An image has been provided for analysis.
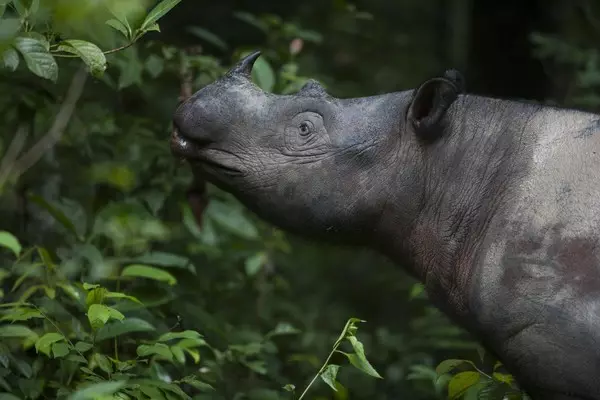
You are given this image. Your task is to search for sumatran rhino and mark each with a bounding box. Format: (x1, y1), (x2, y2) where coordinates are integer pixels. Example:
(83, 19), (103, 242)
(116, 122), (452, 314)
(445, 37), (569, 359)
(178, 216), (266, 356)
(170, 51), (600, 400)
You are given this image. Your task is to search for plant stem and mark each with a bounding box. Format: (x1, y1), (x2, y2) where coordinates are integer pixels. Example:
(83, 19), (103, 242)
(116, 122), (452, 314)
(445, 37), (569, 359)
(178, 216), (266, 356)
(297, 340), (342, 400)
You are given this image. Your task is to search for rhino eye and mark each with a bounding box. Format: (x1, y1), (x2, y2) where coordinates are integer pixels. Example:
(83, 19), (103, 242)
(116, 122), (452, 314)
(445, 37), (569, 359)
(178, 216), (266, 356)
(299, 121), (314, 136)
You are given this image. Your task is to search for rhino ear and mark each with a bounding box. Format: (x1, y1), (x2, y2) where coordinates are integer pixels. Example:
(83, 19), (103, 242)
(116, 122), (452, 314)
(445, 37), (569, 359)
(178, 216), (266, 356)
(298, 79), (328, 97)
(406, 69), (465, 141)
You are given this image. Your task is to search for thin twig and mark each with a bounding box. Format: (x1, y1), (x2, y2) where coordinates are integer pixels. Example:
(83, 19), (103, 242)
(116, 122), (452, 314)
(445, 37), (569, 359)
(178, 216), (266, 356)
(11, 66), (88, 181)
(0, 124), (29, 191)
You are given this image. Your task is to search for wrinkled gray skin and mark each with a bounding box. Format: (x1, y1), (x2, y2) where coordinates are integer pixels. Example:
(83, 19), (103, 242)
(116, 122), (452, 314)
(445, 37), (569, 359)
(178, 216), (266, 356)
(171, 51), (600, 400)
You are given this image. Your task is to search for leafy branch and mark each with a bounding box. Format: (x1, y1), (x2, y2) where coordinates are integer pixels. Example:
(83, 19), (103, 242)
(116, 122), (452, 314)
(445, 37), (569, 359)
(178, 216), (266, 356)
(293, 318), (382, 399)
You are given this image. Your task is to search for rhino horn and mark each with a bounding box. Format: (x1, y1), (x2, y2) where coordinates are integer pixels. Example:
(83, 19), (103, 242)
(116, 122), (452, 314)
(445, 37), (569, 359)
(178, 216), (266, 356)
(227, 50), (261, 80)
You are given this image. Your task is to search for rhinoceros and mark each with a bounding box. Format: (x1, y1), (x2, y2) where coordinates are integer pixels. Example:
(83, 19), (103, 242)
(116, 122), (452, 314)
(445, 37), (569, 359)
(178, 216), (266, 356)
(170, 51), (600, 400)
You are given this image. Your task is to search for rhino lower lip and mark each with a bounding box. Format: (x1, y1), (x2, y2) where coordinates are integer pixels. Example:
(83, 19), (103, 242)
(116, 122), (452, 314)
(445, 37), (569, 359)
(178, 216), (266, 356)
(171, 128), (242, 174)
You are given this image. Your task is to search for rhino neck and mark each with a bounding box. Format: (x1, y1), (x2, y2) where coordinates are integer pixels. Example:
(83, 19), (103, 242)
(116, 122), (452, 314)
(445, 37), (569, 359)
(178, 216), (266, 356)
(372, 94), (544, 318)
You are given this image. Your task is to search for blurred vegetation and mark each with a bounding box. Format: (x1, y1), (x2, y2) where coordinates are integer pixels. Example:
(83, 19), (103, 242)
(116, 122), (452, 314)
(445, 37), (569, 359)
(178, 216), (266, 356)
(0, 0), (597, 399)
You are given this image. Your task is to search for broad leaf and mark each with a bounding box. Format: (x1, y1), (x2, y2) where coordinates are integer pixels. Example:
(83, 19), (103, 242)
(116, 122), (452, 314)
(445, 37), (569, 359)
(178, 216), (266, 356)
(95, 318), (155, 342)
(139, 0), (182, 32)
(35, 332), (65, 356)
(435, 359), (475, 375)
(57, 39), (106, 77)
(320, 364), (340, 391)
(13, 36), (57, 81)
(0, 324), (37, 340)
(448, 371), (481, 400)
(68, 380), (127, 400)
(158, 330), (203, 342)
(87, 304), (124, 330)
(52, 342), (70, 358)
(105, 19), (130, 39)
(121, 264), (176, 285)
(345, 336), (382, 378)
(136, 343), (173, 361)
(0, 231), (21, 257)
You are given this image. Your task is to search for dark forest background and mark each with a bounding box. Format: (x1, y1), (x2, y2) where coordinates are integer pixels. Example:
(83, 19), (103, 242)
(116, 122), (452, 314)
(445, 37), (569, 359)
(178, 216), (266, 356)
(1, 1), (599, 399)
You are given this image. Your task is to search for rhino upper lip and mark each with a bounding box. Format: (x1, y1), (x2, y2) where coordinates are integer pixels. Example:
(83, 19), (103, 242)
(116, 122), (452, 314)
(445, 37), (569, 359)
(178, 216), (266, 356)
(170, 128), (242, 174)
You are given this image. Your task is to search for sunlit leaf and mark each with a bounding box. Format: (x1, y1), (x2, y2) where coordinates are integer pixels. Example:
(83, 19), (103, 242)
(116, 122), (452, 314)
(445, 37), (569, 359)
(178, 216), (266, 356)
(139, 0), (182, 33)
(57, 39), (107, 77)
(121, 264), (176, 285)
(13, 36), (57, 81)
(0, 231), (21, 257)
(35, 332), (65, 356)
(448, 371), (481, 400)
(87, 304), (124, 330)
(68, 380), (127, 400)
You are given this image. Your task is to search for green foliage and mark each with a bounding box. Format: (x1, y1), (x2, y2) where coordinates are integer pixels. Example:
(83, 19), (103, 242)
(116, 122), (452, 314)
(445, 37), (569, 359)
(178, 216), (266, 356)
(0, 0), (563, 399)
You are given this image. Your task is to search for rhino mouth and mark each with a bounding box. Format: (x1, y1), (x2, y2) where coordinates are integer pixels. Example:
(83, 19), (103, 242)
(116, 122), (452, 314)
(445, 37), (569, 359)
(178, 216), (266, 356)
(170, 128), (242, 175)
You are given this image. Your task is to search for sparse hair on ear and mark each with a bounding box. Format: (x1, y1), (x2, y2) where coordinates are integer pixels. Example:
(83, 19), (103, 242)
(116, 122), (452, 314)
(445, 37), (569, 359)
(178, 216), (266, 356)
(406, 69), (466, 141)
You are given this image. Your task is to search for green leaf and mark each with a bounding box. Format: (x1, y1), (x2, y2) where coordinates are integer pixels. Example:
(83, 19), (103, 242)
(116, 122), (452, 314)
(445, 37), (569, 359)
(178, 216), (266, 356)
(187, 27), (228, 51)
(435, 359), (474, 375)
(93, 353), (112, 374)
(87, 304), (124, 331)
(448, 371), (481, 400)
(105, 291), (142, 305)
(121, 264), (176, 285)
(139, 0), (182, 32)
(180, 377), (214, 392)
(143, 23), (160, 33)
(0, 324), (37, 340)
(52, 342), (70, 358)
(249, 53), (275, 92)
(86, 287), (108, 308)
(68, 380), (127, 400)
(136, 343), (173, 361)
(2, 47), (19, 71)
(0, 307), (43, 322)
(144, 54), (164, 78)
(28, 194), (81, 239)
(344, 336), (382, 379)
(0, 231), (21, 257)
(105, 19), (130, 39)
(57, 40), (106, 77)
(158, 330), (203, 342)
(207, 200), (258, 240)
(35, 332), (65, 356)
(13, 36), (57, 81)
(121, 252), (195, 274)
(95, 317), (155, 342)
(320, 364), (340, 391)
(244, 252), (266, 276)
(75, 341), (94, 353)
(170, 345), (185, 363)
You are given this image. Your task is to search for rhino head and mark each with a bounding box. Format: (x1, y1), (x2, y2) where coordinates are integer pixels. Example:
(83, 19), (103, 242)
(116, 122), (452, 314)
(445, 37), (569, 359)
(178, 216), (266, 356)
(171, 51), (464, 247)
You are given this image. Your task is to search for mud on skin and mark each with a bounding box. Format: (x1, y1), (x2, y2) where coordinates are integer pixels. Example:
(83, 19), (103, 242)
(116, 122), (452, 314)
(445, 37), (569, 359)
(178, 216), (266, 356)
(171, 51), (600, 400)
